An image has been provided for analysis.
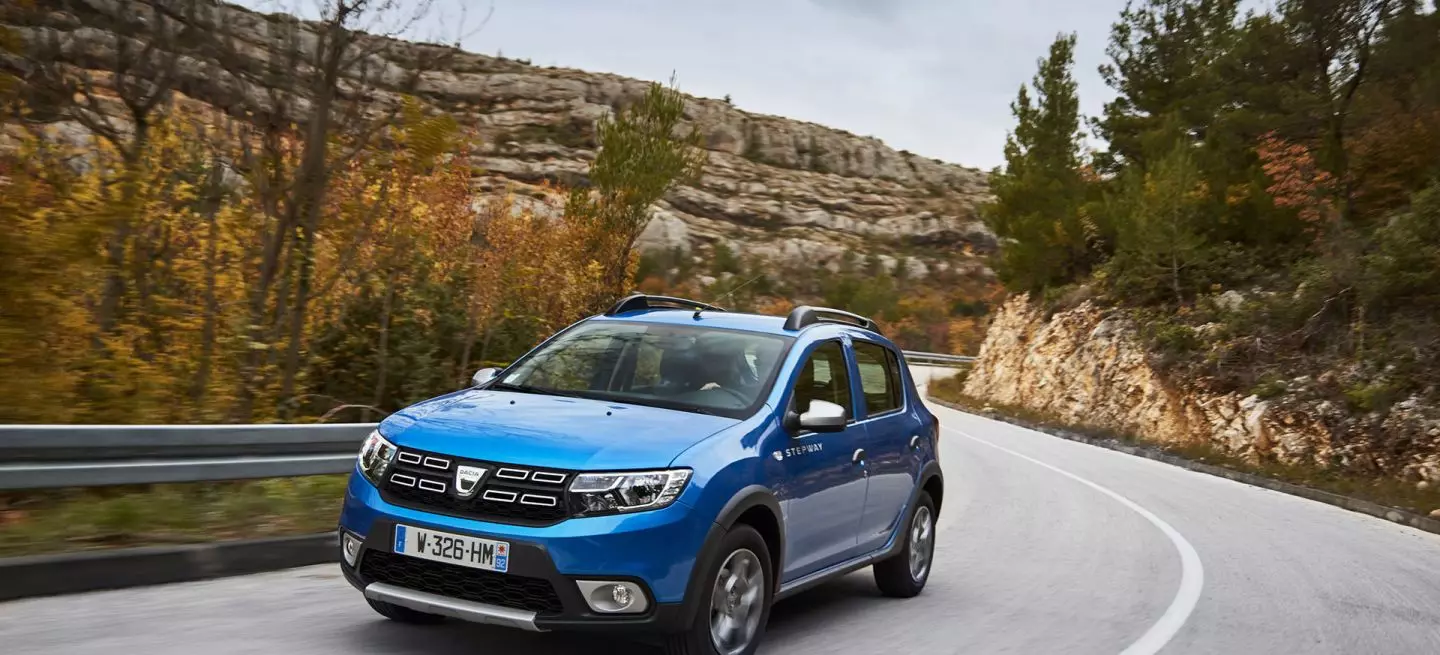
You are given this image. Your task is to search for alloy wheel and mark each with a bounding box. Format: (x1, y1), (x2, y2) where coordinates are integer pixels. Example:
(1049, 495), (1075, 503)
(709, 548), (765, 655)
(908, 505), (934, 582)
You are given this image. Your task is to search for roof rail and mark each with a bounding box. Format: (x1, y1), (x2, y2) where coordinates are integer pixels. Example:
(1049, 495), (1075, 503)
(782, 306), (879, 333)
(604, 294), (728, 317)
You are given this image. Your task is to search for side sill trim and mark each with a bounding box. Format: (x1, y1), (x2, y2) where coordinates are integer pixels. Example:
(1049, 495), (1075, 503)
(363, 582), (545, 632)
(774, 535), (907, 602)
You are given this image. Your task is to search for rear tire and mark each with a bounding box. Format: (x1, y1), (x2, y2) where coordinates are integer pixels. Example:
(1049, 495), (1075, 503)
(367, 598), (446, 624)
(873, 491), (936, 598)
(665, 524), (773, 655)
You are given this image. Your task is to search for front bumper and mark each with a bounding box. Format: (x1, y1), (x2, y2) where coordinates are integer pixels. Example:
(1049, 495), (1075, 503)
(364, 581), (547, 631)
(338, 472), (709, 633)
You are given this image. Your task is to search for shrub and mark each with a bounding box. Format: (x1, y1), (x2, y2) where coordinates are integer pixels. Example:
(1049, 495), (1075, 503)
(950, 298), (989, 317)
(1141, 318), (1202, 369)
(1360, 183), (1440, 316)
(1249, 376), (1288, 399)
(1344, 381), (1398, 413)
(710, 242), (741, 275)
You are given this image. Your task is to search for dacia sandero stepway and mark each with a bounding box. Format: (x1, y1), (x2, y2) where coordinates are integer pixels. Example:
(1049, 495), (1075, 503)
(338, 294), (944, 655)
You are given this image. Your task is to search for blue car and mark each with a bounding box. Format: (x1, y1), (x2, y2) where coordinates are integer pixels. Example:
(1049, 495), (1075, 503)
(338, 294), (944, 655)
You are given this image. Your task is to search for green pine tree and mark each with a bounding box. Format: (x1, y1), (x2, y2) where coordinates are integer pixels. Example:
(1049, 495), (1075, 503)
(983, 33), (1094, 294)
(1093, 0), (1243, 172)
(1102, 132), (1217, 304)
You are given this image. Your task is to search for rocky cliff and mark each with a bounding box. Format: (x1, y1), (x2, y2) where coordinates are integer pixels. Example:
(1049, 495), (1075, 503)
(4, 0), (996, 279)
(964, 296), (1440, 485)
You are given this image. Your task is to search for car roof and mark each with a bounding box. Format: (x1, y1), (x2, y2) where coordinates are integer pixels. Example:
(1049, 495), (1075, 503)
(589, 308), (895, 347)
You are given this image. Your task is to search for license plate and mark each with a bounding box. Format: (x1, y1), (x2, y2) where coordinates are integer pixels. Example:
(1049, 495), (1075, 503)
(393, 524), (509, 573)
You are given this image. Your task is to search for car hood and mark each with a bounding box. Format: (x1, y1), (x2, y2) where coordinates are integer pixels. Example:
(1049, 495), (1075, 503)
(378, 389), (741, 471)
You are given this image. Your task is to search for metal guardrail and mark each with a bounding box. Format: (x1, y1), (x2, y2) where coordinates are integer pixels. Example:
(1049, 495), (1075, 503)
(901, 351), (977, 367)
(0, 424), (376, 490)
(0, 351), (974, 490)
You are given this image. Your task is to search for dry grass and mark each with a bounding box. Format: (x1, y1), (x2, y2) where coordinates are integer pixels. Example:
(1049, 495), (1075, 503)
(926, 369), (969, 401)
(0, 476), (347, 558)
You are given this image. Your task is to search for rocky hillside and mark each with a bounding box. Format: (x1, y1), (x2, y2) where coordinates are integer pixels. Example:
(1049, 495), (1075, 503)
(4, 0), (995, 280)
(964, 296), (1440, 487)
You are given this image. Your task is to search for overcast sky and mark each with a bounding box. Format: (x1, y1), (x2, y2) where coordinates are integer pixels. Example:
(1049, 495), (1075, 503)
(243, 0), (1139, 169)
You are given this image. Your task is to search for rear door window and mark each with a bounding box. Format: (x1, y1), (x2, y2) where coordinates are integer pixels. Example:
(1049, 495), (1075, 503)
(853, 341), (901, 417)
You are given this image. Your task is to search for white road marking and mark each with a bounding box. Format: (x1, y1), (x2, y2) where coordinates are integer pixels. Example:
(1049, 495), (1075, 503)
(941, 421), (1205, 655)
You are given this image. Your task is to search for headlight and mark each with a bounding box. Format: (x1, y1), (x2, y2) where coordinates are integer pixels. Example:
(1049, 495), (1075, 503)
(357, 430), (398, 485)
(569, 469), (692, 516)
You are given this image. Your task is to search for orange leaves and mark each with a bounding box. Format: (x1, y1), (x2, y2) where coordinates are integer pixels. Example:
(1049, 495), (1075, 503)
(1256, 131), (1338, 239)
(451, 184), (606, 340)
(1, 82), (714, 420)
(317, 130), (477, 302)
(947, 317), (988, 354)
(637, 275), (670, 295)
(0, 125), (118, 420)
(752, 297), (796, 317)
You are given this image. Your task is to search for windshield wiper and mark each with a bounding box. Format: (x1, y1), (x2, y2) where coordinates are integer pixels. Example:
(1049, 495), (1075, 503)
(492, 382), (586, 399)
(495, 383), (727, 416)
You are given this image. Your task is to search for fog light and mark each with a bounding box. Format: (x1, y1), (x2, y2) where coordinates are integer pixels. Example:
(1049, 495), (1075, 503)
(611, 584), (633, 608)
(576, 580), (649, 614)
(341, 532), (363, 567)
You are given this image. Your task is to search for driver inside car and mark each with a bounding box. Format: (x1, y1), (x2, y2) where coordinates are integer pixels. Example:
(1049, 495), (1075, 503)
(695, 342), (749, 392)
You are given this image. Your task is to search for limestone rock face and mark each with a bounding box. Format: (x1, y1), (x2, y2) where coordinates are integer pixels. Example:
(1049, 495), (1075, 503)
(964, 296), (1440, 484)
(6, 0), (996, 278)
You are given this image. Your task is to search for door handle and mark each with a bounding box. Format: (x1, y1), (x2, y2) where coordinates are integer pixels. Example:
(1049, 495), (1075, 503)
(909, 435), (922, 451)
(852, 448), (867, 465)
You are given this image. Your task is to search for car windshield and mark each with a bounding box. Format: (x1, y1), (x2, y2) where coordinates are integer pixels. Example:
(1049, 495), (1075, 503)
(497, 321), (792, 418)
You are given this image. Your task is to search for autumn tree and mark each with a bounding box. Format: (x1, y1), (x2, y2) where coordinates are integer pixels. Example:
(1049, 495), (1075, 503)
(0, 131), (106, 421)
(4, 0), (201, 345)
(306, 102), (467, 418)
(3, 0), (1009, 426)
(1256, 132), (1340, 247)
(198, 0), (461, 419)
(0, 108), (253, 422)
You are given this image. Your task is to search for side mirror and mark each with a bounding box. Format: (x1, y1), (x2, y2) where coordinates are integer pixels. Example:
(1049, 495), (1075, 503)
(797, 399), (847, 433)
(471, 367), (500, 387)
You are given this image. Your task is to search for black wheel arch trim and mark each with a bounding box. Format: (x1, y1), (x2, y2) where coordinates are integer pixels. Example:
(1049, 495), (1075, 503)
(918, 461), (944, 517)
(676, 485), (784, 629)
(714, 485), (783, 532)
(714, 485), (785, 579)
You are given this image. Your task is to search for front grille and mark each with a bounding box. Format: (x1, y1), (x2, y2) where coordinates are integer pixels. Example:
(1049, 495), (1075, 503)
(379, 447), (573, 526)
(360, 551), (563, 615)
(385, 485), (572, 524)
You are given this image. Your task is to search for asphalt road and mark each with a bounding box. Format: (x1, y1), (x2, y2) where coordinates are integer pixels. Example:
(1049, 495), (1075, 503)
(5, 399), (1440, 654)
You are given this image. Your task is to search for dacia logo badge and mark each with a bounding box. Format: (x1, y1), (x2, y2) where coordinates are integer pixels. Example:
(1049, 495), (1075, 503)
(772, 451), (784, 462)
(454, 465), (488, 499)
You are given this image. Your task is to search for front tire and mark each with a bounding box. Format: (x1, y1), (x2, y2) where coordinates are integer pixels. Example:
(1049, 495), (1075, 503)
(366, 598), (446, 624)
(665, 524), (773, 655)
(873, 491), (936, 598)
